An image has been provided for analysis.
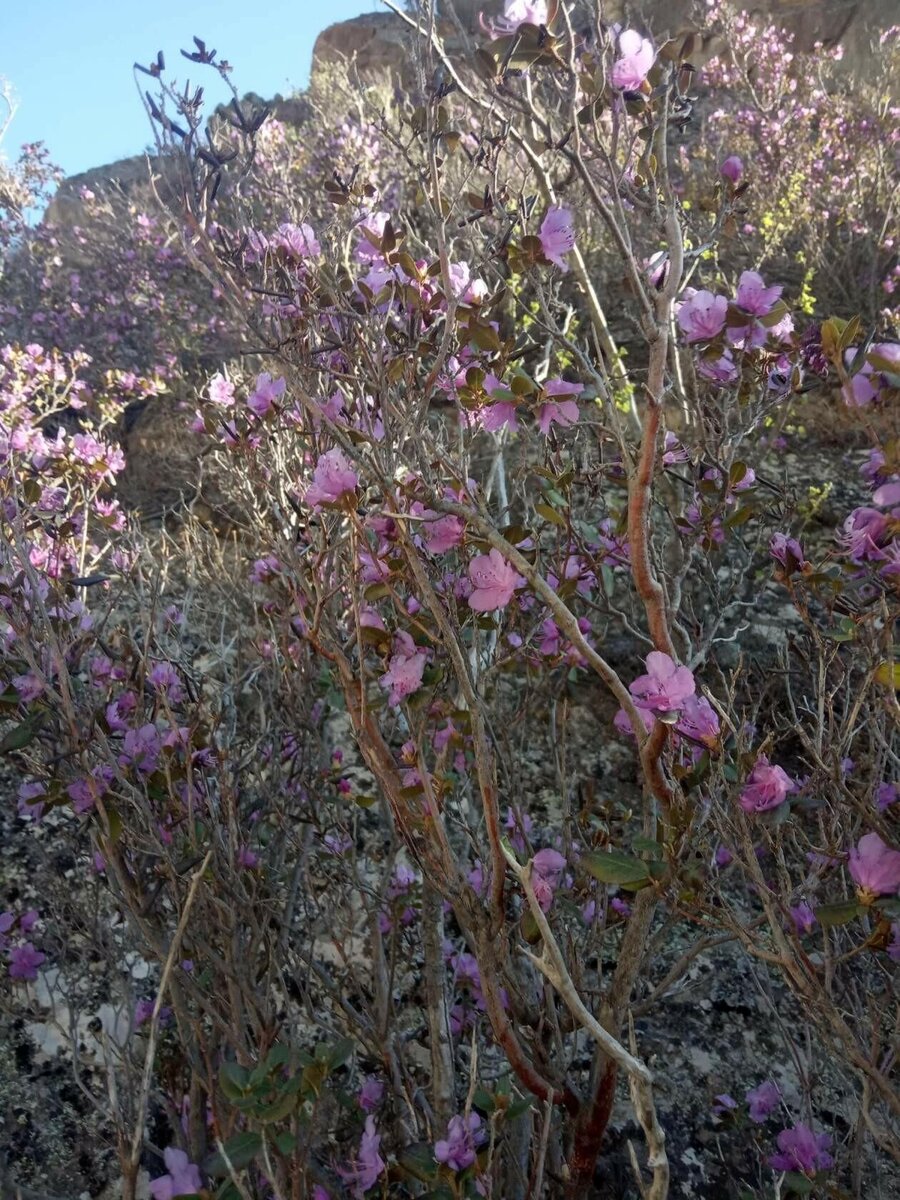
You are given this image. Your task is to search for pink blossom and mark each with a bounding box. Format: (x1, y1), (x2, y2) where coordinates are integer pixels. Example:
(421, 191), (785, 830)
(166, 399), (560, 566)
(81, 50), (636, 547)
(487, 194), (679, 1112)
(237, 845), (260, 870)
(873, 480), (900, 507)
(448, 260), (488, 304)
(629, 651), (696, 716)
(720, 155), (744, 183)
(840, 506), (891, 561)
(304, 449), (358, 508)
(675, 694), (720, 747)
(434, 1112), (486, 1172)
(735, 270), (782, 317)
(677, 290), (728, 342)
(739, 756), (797, 813)
(207, 373), (235, 407)
(611, 29), (655, 91)
(490, 0), (549, 33)
(697, 352), (739, 385)
(467, 549), (526, 611)
(537, 399), (579, 435)
(876, 782), (898, 811)
(530, 847), (567, 911)
(480, 400), (519, 432)
(537, 380), (582, 436)
(381, 632), (427, 706)
(247, 371), (286, 418)
(338, 1116), (385, 1196)
(149, 1148), (203, 1200)
(848, 832), (900, 897)
(422, 510), (465, 555)
(843, 343), (900, 406)
(770, 532), (808, 573)
(746, 1080), (781, 1123)
(354, 211), (390, 263)
(119, 724), (162, 774)
(358, 1076), (385, 1112)
(8, 942), (46, 980)
(769, 1123), (833, 1175)
(272, 221), (320, 260)
(505, 0), (548, 24)
(539, 206), (576, 271)
(790, 902), (816, 935)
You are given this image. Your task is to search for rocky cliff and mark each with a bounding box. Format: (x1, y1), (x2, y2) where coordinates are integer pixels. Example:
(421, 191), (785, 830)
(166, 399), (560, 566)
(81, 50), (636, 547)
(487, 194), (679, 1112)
(50, 0), (894, 223)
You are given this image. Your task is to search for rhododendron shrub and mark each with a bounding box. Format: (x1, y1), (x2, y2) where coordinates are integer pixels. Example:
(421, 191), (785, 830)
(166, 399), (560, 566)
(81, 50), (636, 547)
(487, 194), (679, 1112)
(1, 3), (898, 1199)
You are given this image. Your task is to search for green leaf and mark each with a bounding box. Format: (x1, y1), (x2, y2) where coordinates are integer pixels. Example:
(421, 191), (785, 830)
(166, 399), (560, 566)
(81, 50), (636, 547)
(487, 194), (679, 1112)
(397, 1142), (439, 1182)
(255, 1086), (301, 1124)
(824, 616), (857, 643)
(815, 901), (861, 928)
(0, 713), (44, 754)
(632, 835), (662, 855)
(219, 1061), (250, 1100)
(326, 1037), (356, 1071)
(535, 503), (566, 527)
(782, 1171), (815, 1196)
(506, 1095), (535, 1120)
(265, 1045), (290, 1071)
(581, 850), (650, 889)
(215, 1183), (243, 1200)
(274, 1130), (295, 1155)
(204, 1131), (263, 1176)
(874, 661), (900, 689)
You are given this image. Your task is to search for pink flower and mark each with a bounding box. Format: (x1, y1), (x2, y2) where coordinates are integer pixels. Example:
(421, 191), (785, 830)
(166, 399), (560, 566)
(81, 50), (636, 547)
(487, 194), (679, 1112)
(843, 343), (900, 406)
(422, 511), (465, 555)
(381, 632), (428, 706)
(434, 1112), (486, 1172)
(8, 942), (46, 981)
(148, 1147), (202, 1200)
(735, 271), (782, 317)
(272, 221), (320, 260)
(677, 290), (728, 342)
(770, 533), (808, 573)
(790, 902), (816, 935)
(629, 651), (696, 716)
(539, 206), (576, 271)
(675, 694), (720, 747)
(739, 756), (796, 813)
(720, 155), (744, 183)
(848, 832), (900, 898)
(304, 449), (358, 508)
(697, 351), (739, 385)
(480, 400), (519, 432)
(873, 480), (900, 507)
(537, 380), (582, 436)
(537, 399), (579, 436)
(746, 1080), (781, 1123)
(354, 211), (390, 263)
(505, 0), (548, 24)
(448, 260), (488, 304)
(467, 549), (526, 611)
(358, 1075), (385, 1112)
(338, 1116), (385, 1196)
(491, 0), (549, 33)
(769, 1123), (833, 1176)
(247, 371), (286, 418)
(207, 373), (235, 407)
(611, 29), (655, 91)
(530, 847), (566, 911)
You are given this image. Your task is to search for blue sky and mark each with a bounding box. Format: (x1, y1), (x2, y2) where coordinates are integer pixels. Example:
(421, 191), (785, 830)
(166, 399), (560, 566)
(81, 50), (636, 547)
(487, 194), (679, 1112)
(1, 0), (377, 178)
